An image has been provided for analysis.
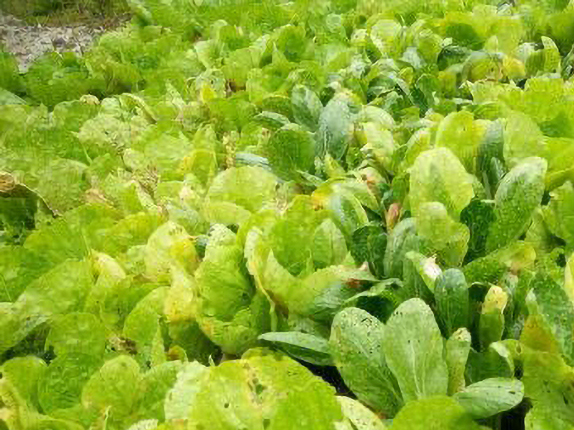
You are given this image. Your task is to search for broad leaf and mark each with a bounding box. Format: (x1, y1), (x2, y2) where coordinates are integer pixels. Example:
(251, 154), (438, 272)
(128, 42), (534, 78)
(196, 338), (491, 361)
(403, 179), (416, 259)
(453, 378), (524, 419)
(330, 308), (403, 417)
(390, 396), (483, 430)
(259, 332), (333, 366)
(383, 299), (448, 403)
(265, 124), (316, 180)
(486, 157), (547, 252)
(409, 148), (474, 220)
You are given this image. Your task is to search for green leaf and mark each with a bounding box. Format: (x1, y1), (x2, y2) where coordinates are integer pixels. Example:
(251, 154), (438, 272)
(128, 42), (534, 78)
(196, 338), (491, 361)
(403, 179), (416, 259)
(390, 396), (483, 430)
(402, 252), (440, 302)
(253, 111), (291, 131)
(313, 187), (369, 241)
(132, 124), (195, 179)
(260, 94), (294, 119)
(335, 178), (380, 213)
(164, 361), (209, 421)
(168, 320), (218, 365)
(453, 378), (524, 419)
(525, 408), (574, 430)
(164, 267), (195, 324)
(383, 299), (448, 403)
(415, 202), (470, 267)
(522, 350), (574, 425)
(485, 157), (547, 253)
(222, 47), (262, 87)
(317, 93), (357, 160)
(384, 218), (421, 279)
(545, 138), (574, 190)
(342, 280), (402, 322)
(357, 106), (395, 130)
(528, 273), (574, 364)
(0, 87), (25, 105)
(209, 97), (259, 132)
(195, 227), (270, 355)
(476, 120), (505, 196)
(349, 225), (386, 278)
(466, 342), (515, 384)
(0, 50), (23, 94)
(45, 313), (106, 358)
(337, 397), (388, 430)
(356, 122), (395, 174)
(122, 287), (169, 366)
(259, 332), (332, 366)
(246, 229), (300, 313)
(0, 246), (45, 303)
(446, 328), (472, 395)
(1, 356), (46, 410)
(0, 304), (23, 355)
(542, 181), (574, 249)
(292, 266), (370, 324)
(8, 260), (94, 352)
(269, 195), (325, 276)
(205, 166), (278, 225)
(202, 200), (253, 227)
(479, 286), (508, 350)
(435, 111), (485, 172)
(24, 52), (94, 108)
(460, 199), (496, 260)
(179, 148), (218, 186)
(143, 221), (198, 283)
(186, 352), (345, 430)
(39, 353), (102, 413)
(527, 36), (562, 75)
(401, 129), (432, 172)
(265, 124), (316, 180)
(503, 111), (546, 170)
(330, 308), (403, 417)
(23, 211), (95, 268)
(291, 85), (323, 131)
(409, 148), (475, 220)
(96, 212), (163, 257)
(81, 355), (142, 420)
(137, 361), (183, 422)
(86, 253), (130, 329)
(312, 219), (348, 269)
(435, 269), (469, 338)
(77, 112), (141, 157)
(463, 241), (536, 285)
(566, 253), (574, 306)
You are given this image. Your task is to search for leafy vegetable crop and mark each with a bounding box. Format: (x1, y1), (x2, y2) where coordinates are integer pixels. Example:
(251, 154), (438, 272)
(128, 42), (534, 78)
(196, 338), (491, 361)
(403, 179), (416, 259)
(2, 0), (574, 428)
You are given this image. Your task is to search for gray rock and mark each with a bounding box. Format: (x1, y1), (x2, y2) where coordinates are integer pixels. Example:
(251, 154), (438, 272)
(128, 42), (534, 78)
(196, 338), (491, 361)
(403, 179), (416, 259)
(52, 36), (67, 48)
(0, 10), (108, 71)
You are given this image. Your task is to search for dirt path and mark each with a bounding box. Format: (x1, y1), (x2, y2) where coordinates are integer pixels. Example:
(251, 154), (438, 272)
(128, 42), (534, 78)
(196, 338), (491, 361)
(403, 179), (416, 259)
(0, 11), (108, 71)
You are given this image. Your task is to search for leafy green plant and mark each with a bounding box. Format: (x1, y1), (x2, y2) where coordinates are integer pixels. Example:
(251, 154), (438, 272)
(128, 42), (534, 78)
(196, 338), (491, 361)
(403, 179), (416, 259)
(2, 0), (574, 429)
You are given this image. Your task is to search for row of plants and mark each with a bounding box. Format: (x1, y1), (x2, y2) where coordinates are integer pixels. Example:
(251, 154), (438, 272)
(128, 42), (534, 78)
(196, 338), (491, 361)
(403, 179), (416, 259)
(1, 0), (574, 429)
(0, 0), (128, 22)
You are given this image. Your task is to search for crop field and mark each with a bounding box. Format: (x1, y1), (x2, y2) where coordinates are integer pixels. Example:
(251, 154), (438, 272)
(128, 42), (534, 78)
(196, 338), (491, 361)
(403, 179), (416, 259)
(1, 0), (574, 429)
